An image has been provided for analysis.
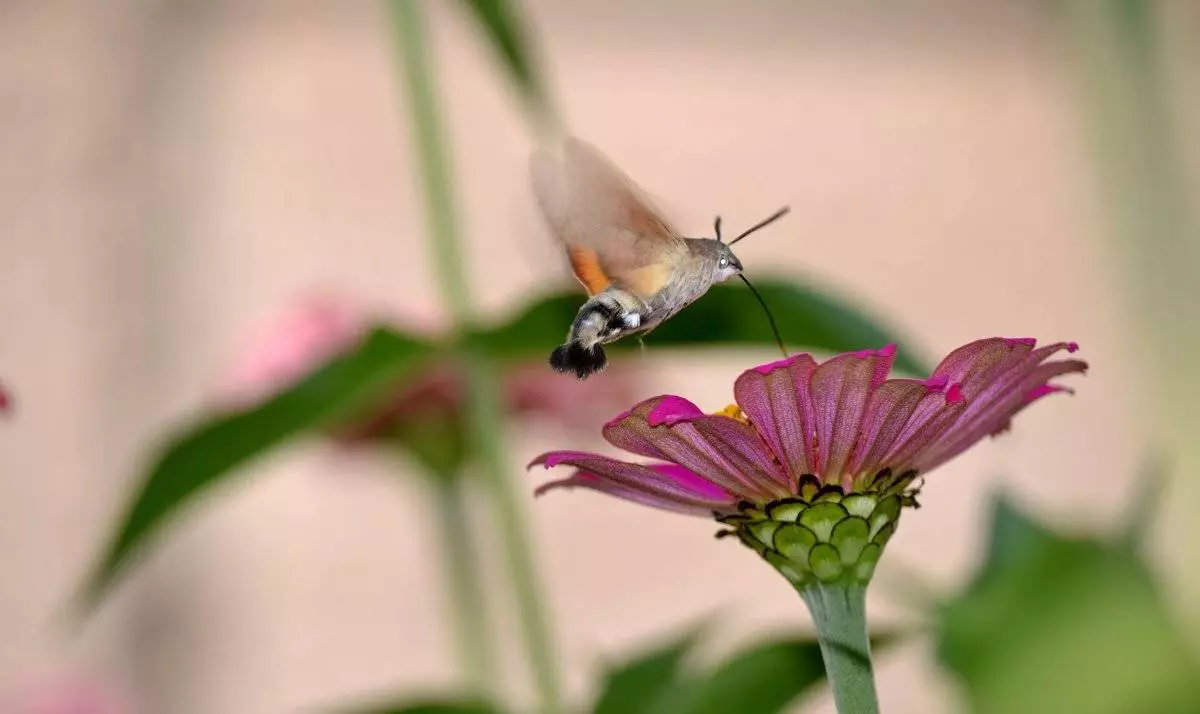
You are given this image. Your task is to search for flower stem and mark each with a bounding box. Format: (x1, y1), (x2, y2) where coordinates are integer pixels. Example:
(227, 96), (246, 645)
(388, 2), (563, 712)
(462, 353), (564, 713)
(430, 474), (495, 695)
(800, 584), (880, 714)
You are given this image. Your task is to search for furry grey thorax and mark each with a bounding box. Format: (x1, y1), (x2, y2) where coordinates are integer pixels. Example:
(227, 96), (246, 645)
(568, 237), (742, 348)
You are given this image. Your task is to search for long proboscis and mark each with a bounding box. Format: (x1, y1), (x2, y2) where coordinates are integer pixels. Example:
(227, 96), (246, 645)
(728, 206), (791, 246)
(739, 274), (788, 358)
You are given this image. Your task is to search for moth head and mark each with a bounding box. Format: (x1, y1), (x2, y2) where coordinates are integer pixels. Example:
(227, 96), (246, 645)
(713, 242), (744, 282)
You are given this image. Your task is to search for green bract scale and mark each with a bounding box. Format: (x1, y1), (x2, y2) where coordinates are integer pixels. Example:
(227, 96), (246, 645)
(717, 469), (920, 589)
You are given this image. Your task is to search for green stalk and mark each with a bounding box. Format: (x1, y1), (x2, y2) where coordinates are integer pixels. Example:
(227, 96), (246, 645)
(800, 585), (880, 714)
(430, 474), (495, 694)
(388, 2), (563, 712)
(1061, 1), (1200, 623)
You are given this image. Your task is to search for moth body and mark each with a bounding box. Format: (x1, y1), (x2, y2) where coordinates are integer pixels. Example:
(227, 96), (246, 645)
(550, 238), (743, 378)
(530, 137), (776, 379)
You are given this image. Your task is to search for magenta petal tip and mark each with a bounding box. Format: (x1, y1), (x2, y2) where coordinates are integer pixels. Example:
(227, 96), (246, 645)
(922, 375), (949, 390)
(752, 353), (806, 375)
(604, 408), (632, 429)
(1003, 337), (1038, 347)
(647, 395), (704, 426)
(945, 383), (965, 404)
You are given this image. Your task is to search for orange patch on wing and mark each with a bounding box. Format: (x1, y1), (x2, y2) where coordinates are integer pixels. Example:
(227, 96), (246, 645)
(627, 263), (670, 298)
(567, 245), (611, 295)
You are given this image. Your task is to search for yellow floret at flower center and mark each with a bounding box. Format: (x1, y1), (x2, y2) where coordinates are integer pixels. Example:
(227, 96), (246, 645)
(714, 404), (748, 423)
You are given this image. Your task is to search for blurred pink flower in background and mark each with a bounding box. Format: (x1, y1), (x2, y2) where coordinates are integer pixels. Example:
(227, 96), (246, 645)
(217, 294), (640, 445)
(2, 672), (128, 714)
(0, 379), (13, 415)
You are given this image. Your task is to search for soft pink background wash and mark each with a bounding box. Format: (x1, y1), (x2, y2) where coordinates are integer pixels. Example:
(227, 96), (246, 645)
(0, 1), (1187, 713)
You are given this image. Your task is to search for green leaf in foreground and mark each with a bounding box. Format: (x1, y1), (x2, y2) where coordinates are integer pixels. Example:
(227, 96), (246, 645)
(653, 638), (826, 714)
(591, 629), (701, 714)
(477, 277), (928, 375)
(336, 697), (500, 714)
(936, 493), (1200, 714)
(79, 327), (433, 610)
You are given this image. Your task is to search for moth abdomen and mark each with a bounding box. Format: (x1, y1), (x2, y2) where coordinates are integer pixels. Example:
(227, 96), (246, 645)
(549, 290), (646, 379)
(549, 341), (608, 379)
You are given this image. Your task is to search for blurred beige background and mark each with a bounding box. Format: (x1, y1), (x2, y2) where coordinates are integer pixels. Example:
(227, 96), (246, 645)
(0, 1), (1183, 712)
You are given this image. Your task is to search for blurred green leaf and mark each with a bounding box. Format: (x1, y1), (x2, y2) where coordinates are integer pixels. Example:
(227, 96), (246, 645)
(80, 327), (433, 609)
(453, 0), (551, 124)
(592, 629), (701, 714)
(651, 638), (826, 714)
(478, 277), (928, 375)
(338, 697), (501, 714)
(394, 413), (468, 480)
(936, 493), (1200, 714)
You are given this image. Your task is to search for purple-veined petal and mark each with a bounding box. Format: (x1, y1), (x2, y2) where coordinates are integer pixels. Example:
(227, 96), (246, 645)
(530, 451), (736, 514)
(917, 343), (1082, 462)
(603, 397), (783, 500)
(932, 338), (1037, 397)
(878, 384), (966, 474)
(734, 354), (819, 484)
(845, 377), (945, 477)
(646, 395), (706, 426)
(534, 473), (725, 516)
(810, 346), (896, 486)
(663, 414), (792, 495)
(912, 357), (1087, 472)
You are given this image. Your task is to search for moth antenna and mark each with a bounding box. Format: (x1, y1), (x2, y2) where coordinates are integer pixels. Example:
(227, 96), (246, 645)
(713, 215), (723, 242)
(739, 274), (788, 358)
(728, 206), (791, 246)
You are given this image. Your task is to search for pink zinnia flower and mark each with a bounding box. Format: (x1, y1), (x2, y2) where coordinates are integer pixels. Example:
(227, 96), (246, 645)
(532, 338), (1086, 588)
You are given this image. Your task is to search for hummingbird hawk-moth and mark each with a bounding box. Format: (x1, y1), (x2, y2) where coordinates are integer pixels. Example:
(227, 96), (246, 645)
(530, 137), (788, 379)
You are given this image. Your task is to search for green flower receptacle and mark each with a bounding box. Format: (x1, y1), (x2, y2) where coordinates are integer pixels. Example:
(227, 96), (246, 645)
(718, 471), (919, 590)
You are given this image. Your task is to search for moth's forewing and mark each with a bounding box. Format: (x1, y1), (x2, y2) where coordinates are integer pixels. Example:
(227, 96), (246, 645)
(530, 137), (686, 300)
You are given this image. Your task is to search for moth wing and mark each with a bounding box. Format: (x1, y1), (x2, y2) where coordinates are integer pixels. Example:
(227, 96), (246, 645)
(530, 137), (686, 298)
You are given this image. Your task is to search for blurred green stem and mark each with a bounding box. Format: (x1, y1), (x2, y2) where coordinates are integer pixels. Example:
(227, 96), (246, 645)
(1062, 1), (1200, 621)
(430, 474), (494, 694)
(389, 2), (563, 712)
(800, 585), (880, 714)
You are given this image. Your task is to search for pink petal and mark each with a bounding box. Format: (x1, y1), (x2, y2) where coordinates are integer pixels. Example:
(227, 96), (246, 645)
(217, 297), (373, 408)
(809, 346), (896, 486)
(913, 357), (1087, 472)
(534, 473), (721, 516)
(671, 414), (792, 494)
(845, 378), (945, 477)
(734, 354), (819, 483)
(932, 338), (1037, 397)
(878, 387), (968, 474)
(603, 397), (786, 500)
(647, 395), (706, 426)
(530, 451), (736, 515)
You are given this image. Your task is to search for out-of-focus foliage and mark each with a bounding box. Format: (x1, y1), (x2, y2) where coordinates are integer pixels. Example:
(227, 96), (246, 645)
(936, 494), (1200, 714)
(80, 328), (433, 608)
(588, 630), (826, 714)
(479, 278), (928, 375)
(590, 630), (701, 714)
(452, 0), (553, 125)
(341, 699), (501, 714)
(332, 630), (827, 714)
